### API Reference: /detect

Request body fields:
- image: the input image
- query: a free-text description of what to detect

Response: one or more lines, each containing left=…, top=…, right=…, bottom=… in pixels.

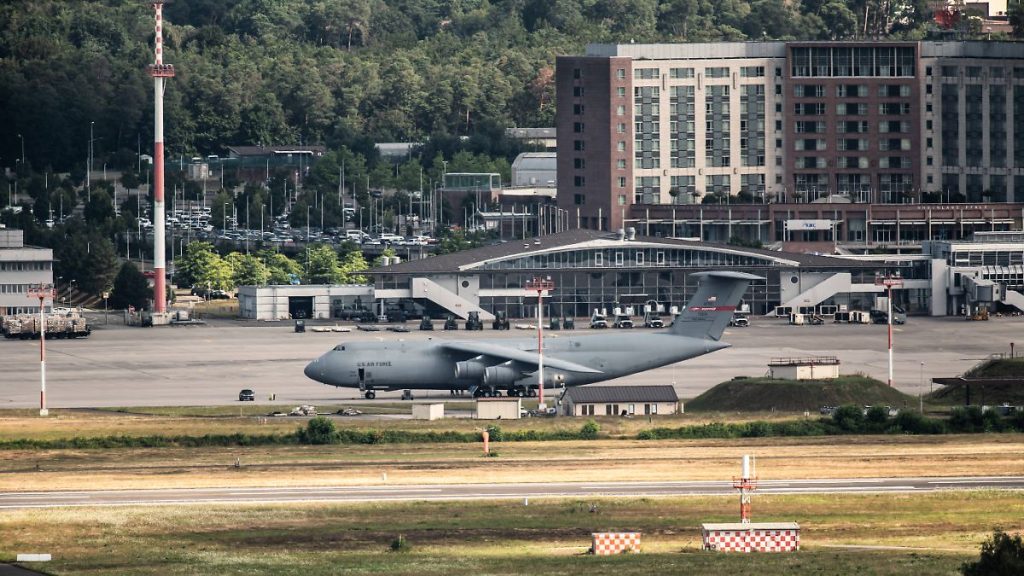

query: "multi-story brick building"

left=556, top=41, right=1024, bottom=243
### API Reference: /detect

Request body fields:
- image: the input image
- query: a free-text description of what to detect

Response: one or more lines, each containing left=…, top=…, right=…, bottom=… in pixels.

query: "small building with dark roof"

left=563, top=385, right=679, bottom=416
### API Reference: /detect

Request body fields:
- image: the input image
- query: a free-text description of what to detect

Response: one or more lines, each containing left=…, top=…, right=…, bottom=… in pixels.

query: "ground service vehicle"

left=590, top=312, right=608, bottom=329
left=643, top=311, right=664, bottom=328
left=443, top=315, right=458, bottom=330
left=492, top=311, right=510, bottom=330
left=465, top=311, right=484, bottom=330
left=238, top=389, right=255, bottom=401
left=613, top=315, right=633, bottom=329
left=729, top=313, right=749, bottom=327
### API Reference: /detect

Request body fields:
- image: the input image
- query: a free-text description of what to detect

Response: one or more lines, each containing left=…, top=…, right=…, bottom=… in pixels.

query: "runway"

left=2, top=476, right=1022, bottom=509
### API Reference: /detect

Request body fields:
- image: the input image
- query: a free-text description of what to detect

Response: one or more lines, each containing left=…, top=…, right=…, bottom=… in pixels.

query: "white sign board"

left=785, top=219, right=834, bottom=231
left=17, top=554, right=52, bottom=562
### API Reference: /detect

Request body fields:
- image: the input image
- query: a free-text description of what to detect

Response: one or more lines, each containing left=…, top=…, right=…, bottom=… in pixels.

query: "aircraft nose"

left=304, top=358, right=321, bottom=382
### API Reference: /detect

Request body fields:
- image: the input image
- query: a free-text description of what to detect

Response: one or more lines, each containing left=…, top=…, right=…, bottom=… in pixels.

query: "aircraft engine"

left=483, top=365, right=518, bottom=387
left=454, top=360, right=485, bottom=380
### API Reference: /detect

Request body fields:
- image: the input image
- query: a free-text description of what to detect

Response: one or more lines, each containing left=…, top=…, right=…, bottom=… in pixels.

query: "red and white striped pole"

left=28, top=285, right=55, bottom=416
left=528, top=277, right=554, bottom=408
left=149, top=2, right=175, bottom=314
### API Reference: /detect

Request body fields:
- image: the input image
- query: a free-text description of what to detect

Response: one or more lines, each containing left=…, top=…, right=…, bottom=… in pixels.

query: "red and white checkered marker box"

left=701, top=523, right=800, bottom=553
left=591, top=532, right=641, bottom=555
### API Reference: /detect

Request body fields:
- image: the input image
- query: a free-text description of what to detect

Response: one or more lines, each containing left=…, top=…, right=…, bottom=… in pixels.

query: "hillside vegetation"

left=686, top=375, right=917, bottom=412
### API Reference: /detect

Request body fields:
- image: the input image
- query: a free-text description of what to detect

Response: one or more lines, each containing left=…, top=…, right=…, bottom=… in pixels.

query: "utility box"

left=474, top=398, right=521, bottom=420
left=412, top=403, right=445, bottom=421
left=701, top=523, right=800, bottom=553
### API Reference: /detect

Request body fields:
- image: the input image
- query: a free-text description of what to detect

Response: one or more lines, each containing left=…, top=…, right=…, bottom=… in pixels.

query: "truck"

left=642, top=311, right=664, bottom=328
left=2, top=312, right=91, bottom=339
left=612, top=314, right=633, bottom=329
left=590, top=311, right=608, bottom=329
left=729, top=313, right=749, bottom=327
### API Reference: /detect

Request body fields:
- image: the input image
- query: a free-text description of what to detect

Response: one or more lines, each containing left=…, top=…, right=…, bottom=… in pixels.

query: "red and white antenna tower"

left=732, top=455, right=758, bottom=524
left=148, top=1, right=175, bottom=314
left=27, top=284, right=56, bottom=416
left=525, top=277, right=554, bottom=408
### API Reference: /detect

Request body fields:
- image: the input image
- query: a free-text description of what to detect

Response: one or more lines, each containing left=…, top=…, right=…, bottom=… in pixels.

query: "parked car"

left=238, top=389, right=256, bottom=401
left=613, top=315, right=633, bottom=329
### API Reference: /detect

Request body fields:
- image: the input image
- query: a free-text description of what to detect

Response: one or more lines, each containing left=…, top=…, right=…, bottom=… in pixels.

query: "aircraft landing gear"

left=364, top=391, right=376, bottom=400
left=527, top=386, right=538, bottom=398
left=506, top=386, right=527, bottom=397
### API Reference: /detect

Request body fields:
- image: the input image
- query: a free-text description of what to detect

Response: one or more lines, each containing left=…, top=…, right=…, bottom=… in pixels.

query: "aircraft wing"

left=440, top=341, right=604, bottom=374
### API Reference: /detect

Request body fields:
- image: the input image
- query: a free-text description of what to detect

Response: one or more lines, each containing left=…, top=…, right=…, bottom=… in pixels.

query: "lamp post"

left=223, top=202, right=229, bottom=237
left=27, top=284, right=55, bottom=416
left=526, top=276, right=555, bottom=410
left=18, top=133, right=25, bottom=164
left=875, top=272, right=903, bottom=387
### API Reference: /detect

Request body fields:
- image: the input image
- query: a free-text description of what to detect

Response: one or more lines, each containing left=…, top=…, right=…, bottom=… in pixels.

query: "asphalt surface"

left=1, top=476, right=1022, bottom=509
left=0, top=315, right=1020, bottom=408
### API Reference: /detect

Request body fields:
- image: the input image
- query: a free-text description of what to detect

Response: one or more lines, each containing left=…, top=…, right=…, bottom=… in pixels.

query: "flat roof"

left=702, top=522, right=801, bottom=531
left=566, top=385, right=679, bottom=404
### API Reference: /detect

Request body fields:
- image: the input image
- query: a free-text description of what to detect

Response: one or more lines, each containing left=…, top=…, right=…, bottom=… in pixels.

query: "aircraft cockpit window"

left=333, top=345, right=346, bottom=351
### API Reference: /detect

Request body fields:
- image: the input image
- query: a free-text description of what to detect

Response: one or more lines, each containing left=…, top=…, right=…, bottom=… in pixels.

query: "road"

left=0, top=315, right=1020, bottom=408
left=2, top=476, right=1022, bottom=509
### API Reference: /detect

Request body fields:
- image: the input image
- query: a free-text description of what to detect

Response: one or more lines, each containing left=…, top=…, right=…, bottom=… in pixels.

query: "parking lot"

left=0, top=315, right=1019, bottom=409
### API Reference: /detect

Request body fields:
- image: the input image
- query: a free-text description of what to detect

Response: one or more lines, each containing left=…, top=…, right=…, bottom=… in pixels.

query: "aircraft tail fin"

left=669, top=271, right=763, bottom=341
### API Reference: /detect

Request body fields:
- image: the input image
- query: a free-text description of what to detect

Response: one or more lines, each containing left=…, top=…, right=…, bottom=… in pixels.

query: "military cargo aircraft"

left=304, top=271, right=761, bottom=399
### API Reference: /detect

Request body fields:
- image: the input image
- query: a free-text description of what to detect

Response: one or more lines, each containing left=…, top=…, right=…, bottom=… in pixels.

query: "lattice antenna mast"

left=148, top=1, right=175, bottom=313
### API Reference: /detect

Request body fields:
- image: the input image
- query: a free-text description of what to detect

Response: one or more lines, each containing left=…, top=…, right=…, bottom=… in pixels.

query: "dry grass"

left=1, top=492, right=1021, bottom=575
left=2, top=434, right=1021, bottom=492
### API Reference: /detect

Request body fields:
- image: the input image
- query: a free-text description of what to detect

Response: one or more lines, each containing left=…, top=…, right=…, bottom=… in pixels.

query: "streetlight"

left=922, top=361, right=928, bottom=394
left=223, top=202, right=229, bottom=237
left=17, top=133, right=25, bottom=164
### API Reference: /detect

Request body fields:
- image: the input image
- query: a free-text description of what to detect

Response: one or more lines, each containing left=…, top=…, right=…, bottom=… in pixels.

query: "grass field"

left=2, top=433, right=1022, bottom=492
left=2, top=492, right=1020, bottom=575
left=687, top=375, right=919, bottom=412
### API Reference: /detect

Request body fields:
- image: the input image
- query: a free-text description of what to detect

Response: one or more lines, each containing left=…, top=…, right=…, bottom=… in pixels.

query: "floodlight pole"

left=526, top=277, right=554, bottom=409
left=875, top=274, right=903, bottom=387
left=28, top=284, right=56, bottom=416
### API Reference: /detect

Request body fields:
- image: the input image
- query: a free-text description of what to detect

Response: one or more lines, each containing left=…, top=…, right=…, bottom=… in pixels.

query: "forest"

left=0, top=0, right=1012, bottom=173
left=0, top=1, right=1019, bottom=305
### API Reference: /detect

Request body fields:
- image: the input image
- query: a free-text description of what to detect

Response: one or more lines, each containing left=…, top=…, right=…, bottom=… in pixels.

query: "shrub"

left=891, top=411, right=945, bottom=434
left=485, top=425, right=503, bottom=442
left=579, top=419, right=600, bottom=440
left=961, top=530, right=1024, bottom=575
left=832, top=405, right=865, bottom=432
left=390, top=534, right=411, bottom=553
left=298, top=416, right=337, bottom=445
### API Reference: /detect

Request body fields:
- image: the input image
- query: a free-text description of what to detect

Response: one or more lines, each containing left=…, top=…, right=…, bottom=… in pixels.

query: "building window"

left=670, top=67, right=694, bottom=79
left=616, top=87, right=626, bottom=97
left=617, top=123, right=626, bottom=133
left=635, top=68, right=659, bottom=79
left=616, top=68, right=626, bottom=80
left=740, top=66, right=764, bottom=77
left=617, top=141, right=626, bottom=152
left=573, top=193, right=585, bottom=205
left=616, top=159, right=626, bottom=169
left=573, top=104, right=585, bottom=115
left=705, top=67, right=729, bottom=78
left=573, top=86, right=584, bottom=97
left=615, top=252, right=624, bottom=266
left=617, top=176, right=626, bottom=188
left=636, top=251, right=644, bottom=266
left=573, top=68, right=581, bottom=79
left=573, top=122, right=584, bottom=133
left=595, top=252, right=603, bottom=266
left=574, top=158, right=585, bottom=169
left=573, top=140, right=585, bottom=151
left=616, top=105, right=626, bottom=116
left=574, top=175, right=585, bottom=186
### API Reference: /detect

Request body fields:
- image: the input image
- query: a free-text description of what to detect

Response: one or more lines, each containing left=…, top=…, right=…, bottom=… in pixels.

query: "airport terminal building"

left=237, top=228, right=1022, bottom=321
left=368, top=229, right=902, bottom=319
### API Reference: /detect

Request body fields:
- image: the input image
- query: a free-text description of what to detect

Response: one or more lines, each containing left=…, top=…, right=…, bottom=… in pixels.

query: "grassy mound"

left=687, top=375, right=918, bottom=412
left=964, top=357, right=1024, bottom=378
left=930, top=381, right=1024, bottom=406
